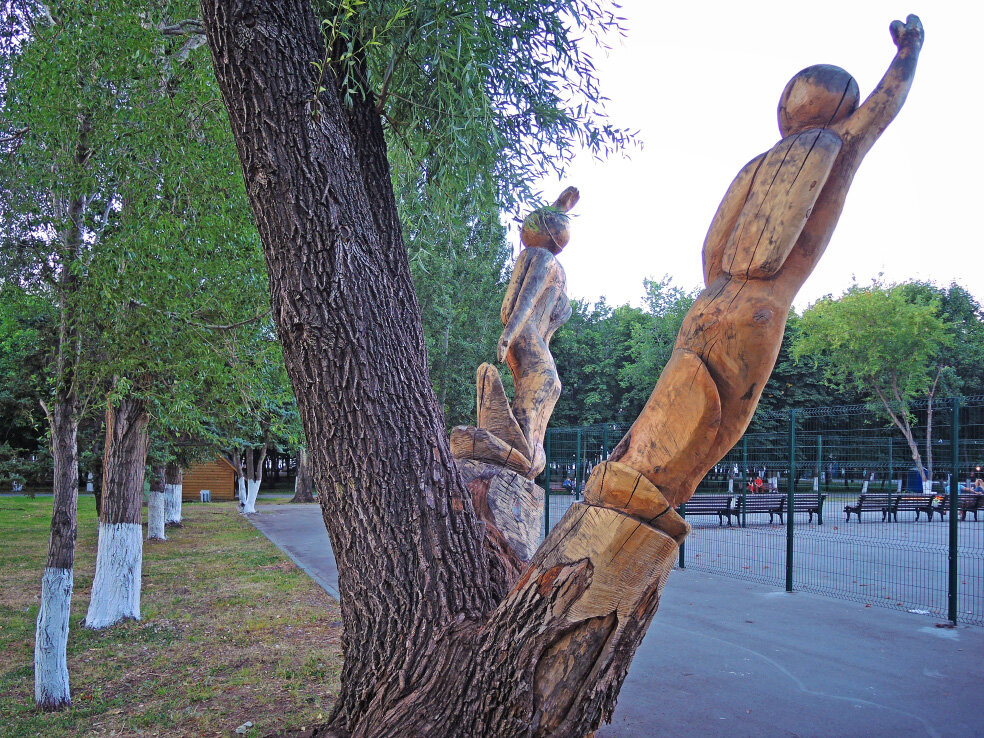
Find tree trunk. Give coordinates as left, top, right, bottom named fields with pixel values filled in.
left=35, top=136, right=88, bottom=709
left=241, top=444, right=267, bottom=514
left=34, top=394, right=79, bottom=711
left=290, top=447, right=315, bottom=503
left=147, top=464, right=167, bottom=541
left=200, top=3, right=670, bottom=734
left=84, top=395, right=149, bottom=629
left=164, top=461, right=183, bottom=526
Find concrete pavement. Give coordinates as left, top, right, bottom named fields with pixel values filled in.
left=250, top=503, right=984, bottom=737
left=250, top=503, right=339, bottom=600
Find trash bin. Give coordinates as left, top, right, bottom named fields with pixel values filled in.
left=905, top=469, right=924, bottom=493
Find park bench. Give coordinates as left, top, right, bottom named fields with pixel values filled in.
left=885, top=494, right=936, bottom=522
left=844, top=492, right=894, bottom=522
left=921, top=493, right=984, bottom=522
left=676, top=494, right=735, bottom=526
left=959, top=493, right=984, bottom=521
left=726, top=492, right=826, bottom=526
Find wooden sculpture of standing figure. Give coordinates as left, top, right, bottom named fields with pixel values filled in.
left=450, top=188, right=578, bottom=574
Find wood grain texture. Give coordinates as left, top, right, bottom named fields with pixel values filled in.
left=457, top=458, right=544, bottom=564
left=475, top=363, right=530, bottom=458
left=450, top=425, right=534, bottom=476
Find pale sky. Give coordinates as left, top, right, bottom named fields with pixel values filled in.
left=530, top=0, right=983, bottom=313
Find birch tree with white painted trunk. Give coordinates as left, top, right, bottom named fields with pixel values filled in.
left=148, top=464, right=167, bottom=541
left=84, top=394, right=149, bottom=629
left=0, top=61, right=98, bottom=710
left=241, top=443, right=268, bottom=515
left=164, top=461, right=183, bottom=527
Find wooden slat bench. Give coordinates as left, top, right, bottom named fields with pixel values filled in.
left=726, top=492, right=826, bottom=526
left=844, top=492, right=894, bottom=522
left=959, top=493, right=984, bottom=521
left=676, top=495, right=735, bottom=526
left=885, top=494, right=937, bottom=522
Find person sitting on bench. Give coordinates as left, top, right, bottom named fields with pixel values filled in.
left=960, top=478, right=984, bottom=495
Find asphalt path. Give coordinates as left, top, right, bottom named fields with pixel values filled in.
left=250, top=503, right=984, bottom=737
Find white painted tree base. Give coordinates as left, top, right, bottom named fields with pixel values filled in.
left=148, top=491, right=166, bottom=540
left=237, top=476, right=247, bottom=507
left=241, top=479, right=260, bottom=514
left=35, top=567, right=73, bottom=709
left=84, top=522, right=142, bottom=629
left=164, top=483, right=182, bottom=526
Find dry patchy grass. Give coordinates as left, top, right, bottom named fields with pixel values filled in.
left=0, top=496, right=342, bottom=737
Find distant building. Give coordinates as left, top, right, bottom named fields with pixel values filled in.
left=181, top=457, right=238, bottom=501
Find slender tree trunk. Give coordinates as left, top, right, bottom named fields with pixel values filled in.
left=164, top=461, right=183, bottom=526
left=147, top=464, right=167, bottom=541
left=241, top=444, right=266, bottom=514
left=924, top=366, right=943, bottom=488
left=875, top=384, right=927, bottom=485
left=34, top=394, right=79, bottom=711
left=35, top=129, right=89, bottom=709
left=290, top=447, right=315, bottom=502
left=85, top=395, right=149, bottom=629
left=436, top=319, right=452, bottom=411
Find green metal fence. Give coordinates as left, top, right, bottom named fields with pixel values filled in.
left=540, top=396, right=984, bottom=626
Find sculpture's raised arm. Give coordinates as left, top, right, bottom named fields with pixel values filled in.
left=834, top=15, right=923, bottom=154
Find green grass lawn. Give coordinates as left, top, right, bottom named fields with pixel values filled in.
left=0, top=496, right=342, bottom=737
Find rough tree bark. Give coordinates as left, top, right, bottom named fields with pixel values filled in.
left=84, top=395, right=149, bottom=629
left=290, top=447, right=316, bottom=503
left=164, top=461, right=183, bottom=526
left=201, top=3, right=922, bottom=735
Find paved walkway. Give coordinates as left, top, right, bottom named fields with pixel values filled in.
left=250, top=503, right=984, bottom=737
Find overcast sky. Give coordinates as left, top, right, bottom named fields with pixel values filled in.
left=530, top=0, right=982, bottom=313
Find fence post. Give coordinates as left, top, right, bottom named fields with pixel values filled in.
left=543, top=431, right=552, bottom=537
left=888, top=435, right=893, bottom=488
left=786, top=409, right=796, bottom=592
left=816, top=433, right=822, bottom=488
left=949, top=397, right=960, bottom=624
left=601, top=424, right=609, bottom=461
left=678, top=504, right=686, bottom=569
left=741, top=435, right=749, bottom=527
left=575, top=427, right=583, bottom=498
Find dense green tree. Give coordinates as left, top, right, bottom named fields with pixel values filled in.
left=794, top=282, right=953, bottom=484
left=898, top=281, right=984, bottom=397
left=618, top=276, right=697, bottom=418
left=551, top=298, right=649, bottom=425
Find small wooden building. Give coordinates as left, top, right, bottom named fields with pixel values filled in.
left=182, top=457, right=238, bottom=501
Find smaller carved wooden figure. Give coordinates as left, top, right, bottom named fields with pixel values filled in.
left=451, top=187, right=578, bottom=479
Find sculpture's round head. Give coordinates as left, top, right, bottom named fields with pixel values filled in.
left=778, top=64, right=859, bottom=136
